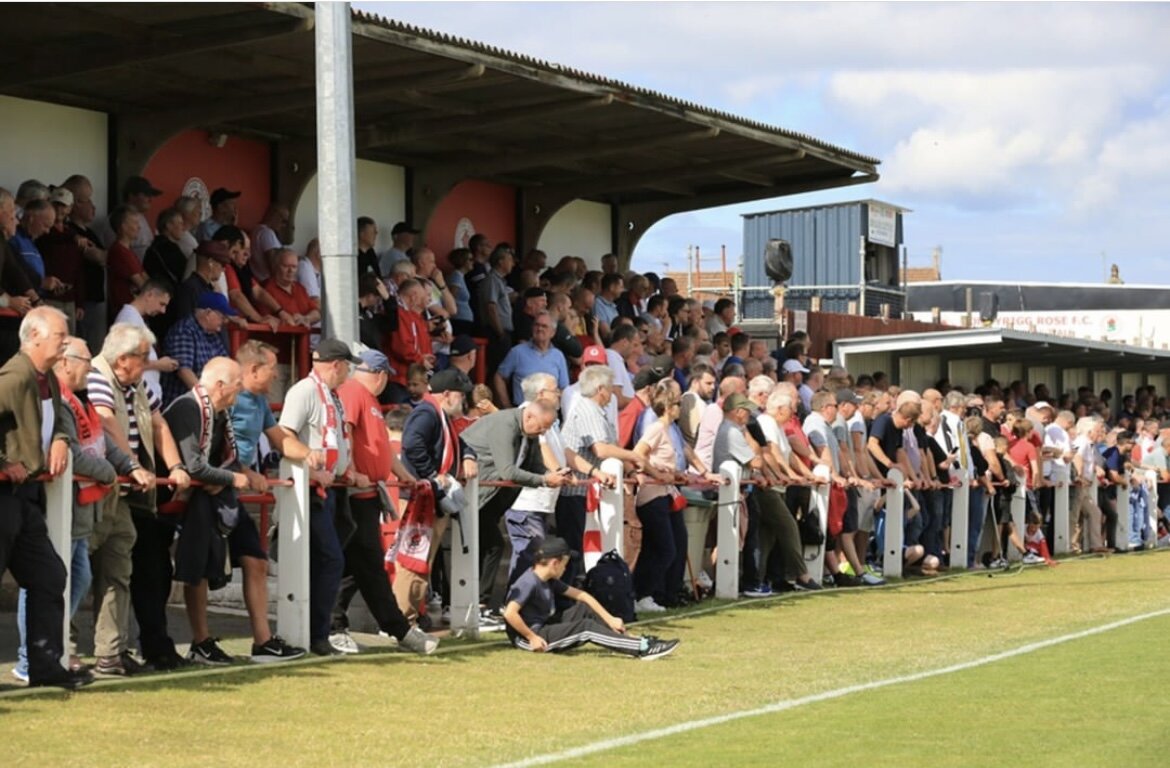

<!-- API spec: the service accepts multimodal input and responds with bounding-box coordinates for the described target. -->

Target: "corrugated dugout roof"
[833,327,1170,375]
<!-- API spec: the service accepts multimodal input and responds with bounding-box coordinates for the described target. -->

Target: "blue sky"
[358,2,1170,284]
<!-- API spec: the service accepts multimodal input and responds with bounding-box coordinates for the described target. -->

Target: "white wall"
[291,159,405,254]
[0,95,108,213]
[538,199,612,268]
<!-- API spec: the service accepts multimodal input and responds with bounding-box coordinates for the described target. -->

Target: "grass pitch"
[4,552,1169,767]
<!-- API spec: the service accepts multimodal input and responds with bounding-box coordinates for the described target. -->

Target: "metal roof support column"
[315,1,358,344]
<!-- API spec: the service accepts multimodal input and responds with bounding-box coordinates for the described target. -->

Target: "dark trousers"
[756,488,806,585]
[130,510,178,660]
[921,489,945,558]
[554,494,587,588]
[510,601,643,656]
[504,509,548,589]
[741,490,764,587]
[663,508,688,606]
[968,487,986,567]
[310,490,345,643]
[479,490,517,607]
[332,495,410,640]
[634,496,676,602]
[1099,489,1119,549]
[0,483,67,683]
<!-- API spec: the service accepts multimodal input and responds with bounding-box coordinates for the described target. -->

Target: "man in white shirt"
[112,280,180,401]
[249,203,288,283]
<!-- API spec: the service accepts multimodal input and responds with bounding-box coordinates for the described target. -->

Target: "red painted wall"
[425,179,515,268]
[142,129,271,230]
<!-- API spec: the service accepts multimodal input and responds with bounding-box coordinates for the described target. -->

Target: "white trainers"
[399,626,440,656]
[635,596,667,613]
[695,571,713,590]
[1021,552,1046,565]
[328,630,361,655]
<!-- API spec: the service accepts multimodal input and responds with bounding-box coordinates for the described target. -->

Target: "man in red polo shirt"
[260,247,320,400]
[331,348,438,656]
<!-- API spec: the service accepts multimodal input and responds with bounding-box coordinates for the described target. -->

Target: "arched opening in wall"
[537,200,612,270]
[290,160,406,256]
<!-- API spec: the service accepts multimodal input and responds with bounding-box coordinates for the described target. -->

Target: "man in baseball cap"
[381,222,420,274]
[198,188,241,242]
[312,338,360,364]
[448,335,478,378]
[620,355,674,448]
[429,368,474,395]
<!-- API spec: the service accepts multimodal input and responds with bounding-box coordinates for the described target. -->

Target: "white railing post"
[449,475,481,638]
[805,466,831,582]
[715,461,743,599]
[949,468,969,570]
[44,452,73,668]
[883,469,905,579]
[275,459,311,649]
[597,458,624,560]
[1008,471,1027,561]
[1115,472,1131,551]
[1053,465,1071,555]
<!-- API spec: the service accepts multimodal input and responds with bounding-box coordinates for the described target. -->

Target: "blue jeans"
[1129,487,1149,548]
[967,487,986,568]
[310,490,345,644]
[17,537,91,676]
[504,509,548,588]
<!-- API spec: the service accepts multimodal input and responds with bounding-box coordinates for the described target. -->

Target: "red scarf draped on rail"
[394,479,435,575]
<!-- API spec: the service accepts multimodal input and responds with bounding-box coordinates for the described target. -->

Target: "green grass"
[3,552,1170,767]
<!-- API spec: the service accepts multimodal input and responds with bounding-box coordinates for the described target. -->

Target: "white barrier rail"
[32,451,1160,667]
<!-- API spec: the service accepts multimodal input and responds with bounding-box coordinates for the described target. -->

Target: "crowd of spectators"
[3,174,1169,688]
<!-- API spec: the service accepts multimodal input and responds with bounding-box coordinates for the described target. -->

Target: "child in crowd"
[406,363,429,407]
[1023,511,1057,566]
[503,537,679,660]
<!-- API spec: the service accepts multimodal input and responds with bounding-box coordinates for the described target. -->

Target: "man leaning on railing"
[0,307,91,689]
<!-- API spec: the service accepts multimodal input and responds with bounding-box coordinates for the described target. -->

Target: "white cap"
[781,359,810,374]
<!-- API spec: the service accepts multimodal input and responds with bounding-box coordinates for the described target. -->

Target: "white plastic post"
[805,466,831,582]
[597,458,624,559]
[1115,472,1131,551]
[1008,470,1026,561]
[949,469,969,570]
[715,461,743,599]
[44,452,73,668]
[449,474,481,638]
[275,459,311,649]
[883,469,905,579]
[1053,465,1071,555]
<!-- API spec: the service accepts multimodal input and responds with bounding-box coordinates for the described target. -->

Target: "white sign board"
[910,309,1170,349]
[867,203,897,248]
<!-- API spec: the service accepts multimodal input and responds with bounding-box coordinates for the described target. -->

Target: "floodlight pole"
[315,1,358,345]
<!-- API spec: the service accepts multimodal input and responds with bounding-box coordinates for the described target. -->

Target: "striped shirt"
[87,368,162,457]
[560,396,614,497]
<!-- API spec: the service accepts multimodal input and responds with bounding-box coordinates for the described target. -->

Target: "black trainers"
[144,649,191,672]
[187,637,234,667]
[639,638,680,661]
[310,639,343,657]
[95,651,145,677]
[29,667,94,690]
[251,636,307,664]
[793,578,823,592]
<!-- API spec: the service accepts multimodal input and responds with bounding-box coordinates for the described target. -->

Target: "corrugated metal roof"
[350,7,880,168]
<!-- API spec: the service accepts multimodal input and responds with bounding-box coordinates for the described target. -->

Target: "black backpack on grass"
[584,550,637,622]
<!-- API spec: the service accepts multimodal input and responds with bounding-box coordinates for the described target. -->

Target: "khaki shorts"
[856,488,881,533]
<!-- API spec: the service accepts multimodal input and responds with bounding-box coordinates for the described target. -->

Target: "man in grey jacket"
[460,400,568,612]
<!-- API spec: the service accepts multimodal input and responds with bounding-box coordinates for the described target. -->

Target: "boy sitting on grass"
[503,537,679,660]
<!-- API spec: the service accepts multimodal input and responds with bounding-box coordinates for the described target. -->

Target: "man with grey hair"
[559,365,645,586]
[0,307,91,689]
[462,398,569,615]
[506,372,616,588]
[172,195,202,265]
[89,322,191,672]
[493,309,569,408]
[164,356,305,665]
[14,180,49,222]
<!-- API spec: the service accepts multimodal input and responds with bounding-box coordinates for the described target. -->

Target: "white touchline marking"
[493,607,1170,768]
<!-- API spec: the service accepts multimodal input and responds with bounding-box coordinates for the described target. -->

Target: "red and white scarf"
[310,370,342,474]
[60,382,111,505]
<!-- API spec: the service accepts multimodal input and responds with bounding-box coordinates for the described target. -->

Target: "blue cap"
[196,292,237,316]
[357,349,393,374]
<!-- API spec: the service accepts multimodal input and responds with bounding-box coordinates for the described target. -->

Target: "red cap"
[582,345,607,366]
